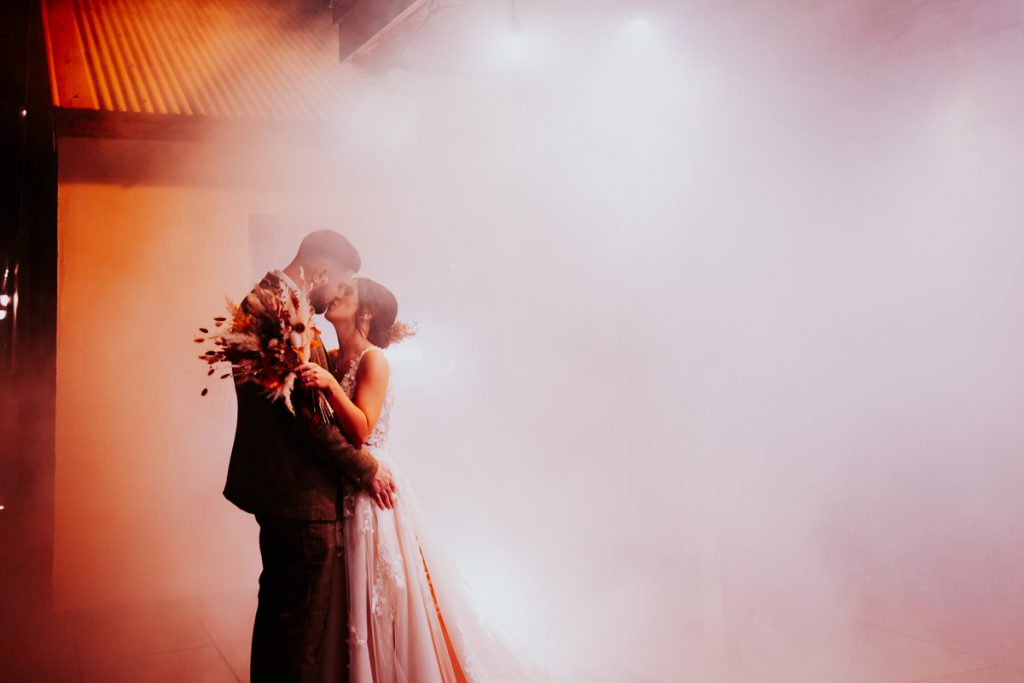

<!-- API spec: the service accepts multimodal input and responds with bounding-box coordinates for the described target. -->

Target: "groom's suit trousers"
[251,516,344,683]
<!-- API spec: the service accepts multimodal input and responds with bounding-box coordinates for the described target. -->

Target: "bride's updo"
[354,278,416,349]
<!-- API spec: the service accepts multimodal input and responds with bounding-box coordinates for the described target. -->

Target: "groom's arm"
[284,391,379,489]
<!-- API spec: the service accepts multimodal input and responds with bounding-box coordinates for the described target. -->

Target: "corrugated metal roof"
[43,0,359,122]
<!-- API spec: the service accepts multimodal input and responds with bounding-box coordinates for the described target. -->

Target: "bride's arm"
[298,350,390,449]
[328,351,389,448]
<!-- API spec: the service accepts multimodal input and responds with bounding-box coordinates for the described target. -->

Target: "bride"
[298,278,538,683]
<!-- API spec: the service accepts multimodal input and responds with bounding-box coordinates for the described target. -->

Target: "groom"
[224,229,398,683]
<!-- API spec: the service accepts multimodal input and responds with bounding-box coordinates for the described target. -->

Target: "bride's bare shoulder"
[357,348,390,380]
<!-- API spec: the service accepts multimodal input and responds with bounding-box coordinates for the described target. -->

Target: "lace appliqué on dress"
[347,625,367,648]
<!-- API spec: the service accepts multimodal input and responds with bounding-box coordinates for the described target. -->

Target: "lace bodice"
[335,346,392,451]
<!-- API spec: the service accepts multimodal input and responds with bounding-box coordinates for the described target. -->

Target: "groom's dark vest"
[223,272,378,521]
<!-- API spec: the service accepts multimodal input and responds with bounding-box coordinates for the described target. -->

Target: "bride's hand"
[297,362,338,392]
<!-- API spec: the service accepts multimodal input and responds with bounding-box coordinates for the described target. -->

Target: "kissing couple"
[223,230,537,683]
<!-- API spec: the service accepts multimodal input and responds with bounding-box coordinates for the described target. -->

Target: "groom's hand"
[369,463,398,510]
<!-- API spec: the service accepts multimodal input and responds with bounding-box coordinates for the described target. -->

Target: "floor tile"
[864,596,1024,671]
[80,645,237,683]
[915,665,1024,682]
[0,610,80,682]
[67,599,210,667]
[19,590,1023,683]
[849,625,995,683]
[194,590,256,681]
[728,620,994,683]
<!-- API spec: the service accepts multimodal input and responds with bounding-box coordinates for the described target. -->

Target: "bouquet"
[196,275,334,420]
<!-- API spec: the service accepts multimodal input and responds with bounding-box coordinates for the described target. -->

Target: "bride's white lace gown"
[335,348,536,683]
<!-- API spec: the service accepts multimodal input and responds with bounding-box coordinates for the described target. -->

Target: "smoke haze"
[8,1,1024,681]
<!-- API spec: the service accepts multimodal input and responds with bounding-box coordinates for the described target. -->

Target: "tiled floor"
[0,591,253,683]
[2,590,1023,682]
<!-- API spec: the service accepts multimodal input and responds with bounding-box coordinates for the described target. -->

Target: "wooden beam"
[336,0,432,63]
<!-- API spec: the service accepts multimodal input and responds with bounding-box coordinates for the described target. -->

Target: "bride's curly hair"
[354,278,417,349]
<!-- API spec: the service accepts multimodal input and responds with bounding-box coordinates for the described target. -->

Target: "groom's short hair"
[295,230,361,273]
